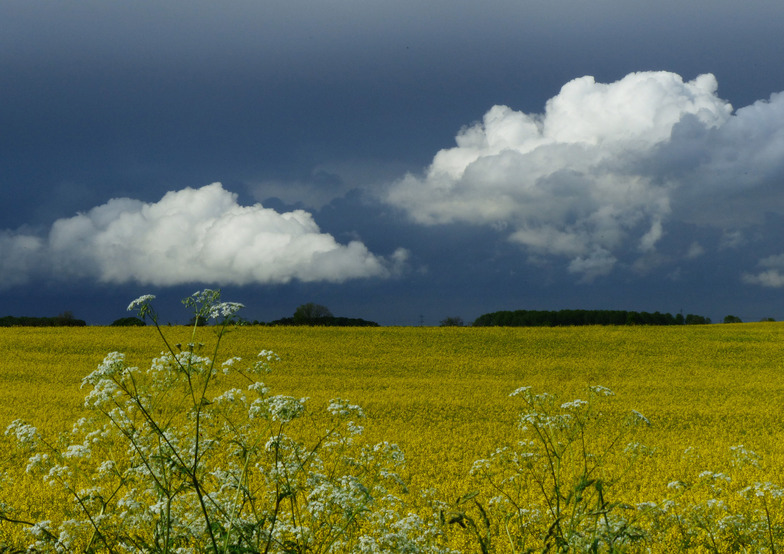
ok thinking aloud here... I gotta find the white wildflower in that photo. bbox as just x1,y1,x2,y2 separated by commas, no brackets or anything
29,520,53,538
267,395,307,423
63,443,91,459
509,386,531,398
730,444,762,468
26,452,49,473
252,350,280,373
328,398,365,418
560,399,588,410
347,421,364,435
699,471,731,483
470,458,492,475
82,351,127,386
208,301,244,319
221,356,242,374
5,419,38,445
629,410,651,426
127,294,156,312
97,460,116,478
590,385,615,396
744,481,784,499
45,464,73,486
214,388,245,405
258,349,280,361
57,528,75,550
247,381,269,395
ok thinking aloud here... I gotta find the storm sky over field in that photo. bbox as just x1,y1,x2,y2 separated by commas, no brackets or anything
3,1,784,325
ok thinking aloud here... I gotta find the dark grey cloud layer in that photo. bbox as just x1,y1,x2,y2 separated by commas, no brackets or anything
3,1,784,324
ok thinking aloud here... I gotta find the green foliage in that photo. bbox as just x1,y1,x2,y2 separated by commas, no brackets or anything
723,315,743,323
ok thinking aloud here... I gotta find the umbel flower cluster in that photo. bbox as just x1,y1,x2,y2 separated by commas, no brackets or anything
2,291,451,553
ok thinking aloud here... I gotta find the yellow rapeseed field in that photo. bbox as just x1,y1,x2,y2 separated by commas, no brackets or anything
2,322,784,551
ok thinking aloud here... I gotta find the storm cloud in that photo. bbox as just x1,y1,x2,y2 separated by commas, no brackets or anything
386,71,784,281
0,183,406,289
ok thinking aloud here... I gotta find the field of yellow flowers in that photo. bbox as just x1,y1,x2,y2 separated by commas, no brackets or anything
2,321,784,551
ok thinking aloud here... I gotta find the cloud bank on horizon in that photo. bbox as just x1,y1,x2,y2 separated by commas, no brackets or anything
0,183,407,289
3,71,784,290
386,71,784,283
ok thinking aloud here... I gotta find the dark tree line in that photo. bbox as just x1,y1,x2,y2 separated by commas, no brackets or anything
0,312,87,327
473,309,711,327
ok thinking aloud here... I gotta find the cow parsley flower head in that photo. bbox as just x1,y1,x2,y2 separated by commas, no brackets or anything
509,386,531,398
267,395,307,423
5,420,38,446
221,356,242,374
127,294,156,317
745,482,784,499
560,399,588,411
26,453,49,473
208,302,244,320
327,398,365,419
629,410,651,426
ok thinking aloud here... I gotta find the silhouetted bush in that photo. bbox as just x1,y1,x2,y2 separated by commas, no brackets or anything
110,317,146,327
440,316,464,327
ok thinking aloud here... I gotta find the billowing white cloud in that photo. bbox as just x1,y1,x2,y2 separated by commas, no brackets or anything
0,183,406,288
386,71,784,279
743,254,784,288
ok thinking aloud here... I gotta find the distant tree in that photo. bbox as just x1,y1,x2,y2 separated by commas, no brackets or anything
685,314,711,325
439,316,464,327
111,317,146,327
761,317,776,322
625,312,641,325
723,315,743,323
188,316,208,327
293,303,334,325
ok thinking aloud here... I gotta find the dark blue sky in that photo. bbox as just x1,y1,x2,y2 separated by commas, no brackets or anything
3,1,784,325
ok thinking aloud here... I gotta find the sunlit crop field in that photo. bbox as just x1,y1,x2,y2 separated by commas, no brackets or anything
2,323,784,551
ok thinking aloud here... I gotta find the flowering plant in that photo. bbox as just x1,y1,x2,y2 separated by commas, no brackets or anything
3,291,450,553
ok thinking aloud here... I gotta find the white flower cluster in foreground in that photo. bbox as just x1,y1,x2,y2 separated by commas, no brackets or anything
2,291,454,553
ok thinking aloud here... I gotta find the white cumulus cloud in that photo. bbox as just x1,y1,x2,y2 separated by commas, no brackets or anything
742,254,784,288
385,71,784,280
0,183,405,288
